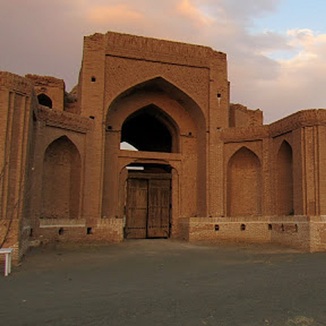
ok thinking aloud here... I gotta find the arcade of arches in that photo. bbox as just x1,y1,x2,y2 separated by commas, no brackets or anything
2,31,326,262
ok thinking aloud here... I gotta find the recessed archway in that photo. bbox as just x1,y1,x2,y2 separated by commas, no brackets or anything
227,147,262,216
41,136,81,219
121,105,177,153
276,141,293,215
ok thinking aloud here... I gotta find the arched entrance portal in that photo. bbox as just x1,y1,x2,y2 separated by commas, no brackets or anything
103,77,206,239
125,164,171,239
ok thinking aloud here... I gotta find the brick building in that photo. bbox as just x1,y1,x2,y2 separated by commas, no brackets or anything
1,31,326,261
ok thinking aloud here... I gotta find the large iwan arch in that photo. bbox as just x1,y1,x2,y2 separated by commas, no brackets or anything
102,76,206,235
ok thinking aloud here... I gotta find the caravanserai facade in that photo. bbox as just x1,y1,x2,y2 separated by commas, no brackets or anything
1,31,326,261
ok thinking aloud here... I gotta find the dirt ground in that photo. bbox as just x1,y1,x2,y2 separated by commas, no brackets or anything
1,240,326,326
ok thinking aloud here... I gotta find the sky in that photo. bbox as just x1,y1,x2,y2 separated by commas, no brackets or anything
1,0,326,123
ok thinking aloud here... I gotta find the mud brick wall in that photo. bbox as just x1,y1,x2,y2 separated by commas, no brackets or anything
0,72,35,260
187,217,271,244
176,218,190,241
309,216,326,252
36,218,123,245
269,216,310,251
25,74,65,111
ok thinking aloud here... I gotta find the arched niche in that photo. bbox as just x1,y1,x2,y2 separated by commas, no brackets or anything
37,93,52,108
41,136,81,219
276,141,294,215
227,147,262,216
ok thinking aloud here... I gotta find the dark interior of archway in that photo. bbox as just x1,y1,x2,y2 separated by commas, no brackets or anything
38,93,53,108
121,107,172,153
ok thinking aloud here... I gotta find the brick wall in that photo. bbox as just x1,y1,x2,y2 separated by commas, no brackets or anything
180,215,326,252
186,217,271,244
35,218,123,245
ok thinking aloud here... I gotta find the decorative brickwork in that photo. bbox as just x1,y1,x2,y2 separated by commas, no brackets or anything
104,32,225,68
0,71,33,94
36,106,93,133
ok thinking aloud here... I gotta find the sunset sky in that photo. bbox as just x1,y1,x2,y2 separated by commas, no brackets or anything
1,0,326,123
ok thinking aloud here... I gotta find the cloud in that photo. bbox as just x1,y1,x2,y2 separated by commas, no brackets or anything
87,4,143,25
0,0,326,122
283,31,326,88
245,28,326,122
176,0,215,27
286,28,322,63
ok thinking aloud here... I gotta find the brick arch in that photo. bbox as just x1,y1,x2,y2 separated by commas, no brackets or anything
37,93,52,108
276,140,293,215
227,147,262,216
121,104,179,153
41,134,81,158
107,76,206,131
41,136,81,219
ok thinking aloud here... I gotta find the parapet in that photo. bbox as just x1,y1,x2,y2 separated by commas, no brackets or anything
25,74,65,88
85,31,227,68
0,71,34,94
229,103,263,127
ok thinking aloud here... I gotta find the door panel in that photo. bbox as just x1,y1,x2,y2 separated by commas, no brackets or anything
125,178,148,239
147,179,171,238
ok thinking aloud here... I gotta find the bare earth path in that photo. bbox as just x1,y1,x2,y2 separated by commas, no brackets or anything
1,240,326,326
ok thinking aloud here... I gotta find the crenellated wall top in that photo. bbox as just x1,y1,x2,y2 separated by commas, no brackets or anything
222,109,326,142
221,125,268,142
0,71,34,94
25,74,65,88
35,106,93,134
269,109,326,136
86,31,226,68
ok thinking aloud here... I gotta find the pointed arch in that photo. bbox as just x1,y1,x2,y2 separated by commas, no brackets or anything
276,141,293,215
41,136,81,219
106,76,206,132
121,104,177,153
37,93,52,108
227,147,262,216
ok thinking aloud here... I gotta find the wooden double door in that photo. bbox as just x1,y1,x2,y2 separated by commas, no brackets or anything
125,173,171,239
